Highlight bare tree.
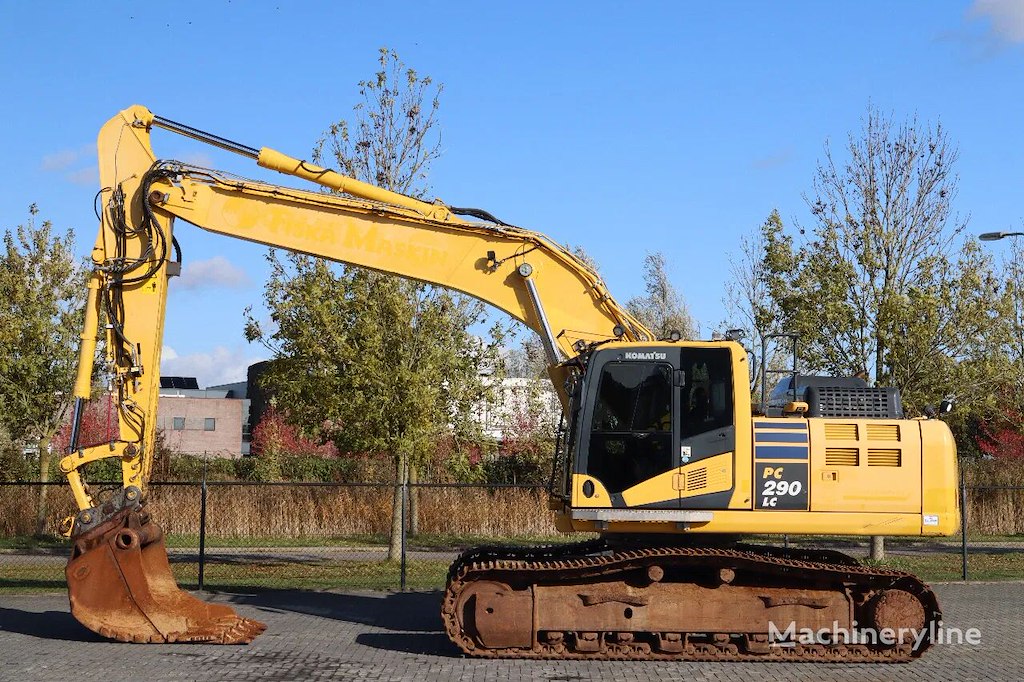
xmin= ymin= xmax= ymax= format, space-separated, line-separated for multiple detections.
xmin=724 ymin=210 xmax=792 ymax=400
xmin=313 ymin=47 xmax=442 ymax=197
xmin=765 ymin=107 xmax=969 ymax=383
xmin=627 ymin=252 xmax=697 ymax=339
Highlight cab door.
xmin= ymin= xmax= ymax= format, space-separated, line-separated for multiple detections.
xmin=575 ymin=351 xmax=680 ymax=509
xmin=676 ymin=347 xmax=736 ymax=509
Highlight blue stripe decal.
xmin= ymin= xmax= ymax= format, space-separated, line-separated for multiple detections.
xmin=755 ymin=445 xmax=809 ymax=460
xmin=755 ymin=431 xmax=809 ymax=443
xmin=753 ymin=421 xmax=807 ymax=430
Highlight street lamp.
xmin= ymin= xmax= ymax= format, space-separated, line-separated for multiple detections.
xmin=979 ymin=231 xmax=1024 ymax=242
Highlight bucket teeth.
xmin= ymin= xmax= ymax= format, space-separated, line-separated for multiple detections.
xmin=66 ymin=507 xmax=266 ymax=644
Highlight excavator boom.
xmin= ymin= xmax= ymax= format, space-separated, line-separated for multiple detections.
xmin=62 ymin=105 xmax=649 ymax=644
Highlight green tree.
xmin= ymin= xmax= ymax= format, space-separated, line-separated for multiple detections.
xmin=974 ymin=234 xmax=1024 ymax=459
xmin=0 ymin=423 xmax=31 ymax=482
xmin=245 ymin=49 xmax=488 ymax=558
xmin=1000 ymin=236 xmax=1024 ymax=398
xmin=0 ymin=205 xmax=83 ymax=532
xmin=760 ymin=110 xmax=1010 ymax=413
xmin=627 ymin=251 xmax=696 ymax=339
xmin=759 ymin=107 xmax=1010 ymax=558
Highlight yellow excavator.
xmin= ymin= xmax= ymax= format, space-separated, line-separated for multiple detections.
xmin=62 ymin=105 xmax=959 ymax=660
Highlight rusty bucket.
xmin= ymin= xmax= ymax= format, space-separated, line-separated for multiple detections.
xmin=66 ymin=506 xmax=265 ymax=643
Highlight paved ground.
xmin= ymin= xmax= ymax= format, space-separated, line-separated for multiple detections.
xmin=1 ymin=583 xmax=1022 ymax=681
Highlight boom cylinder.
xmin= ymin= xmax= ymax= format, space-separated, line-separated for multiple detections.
xmin=256 ymin=147 xmax=455 ymax=222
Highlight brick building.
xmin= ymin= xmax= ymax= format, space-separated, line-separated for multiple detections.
xmin=157 ymin=377 xmax=246 ymax=457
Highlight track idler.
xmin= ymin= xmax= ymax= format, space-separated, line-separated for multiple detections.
xmin=66 ymin=505 xmax=265 ymax=643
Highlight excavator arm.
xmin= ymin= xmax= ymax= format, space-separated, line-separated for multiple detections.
xmin=60 ymin=105 xmax=649 ymax=644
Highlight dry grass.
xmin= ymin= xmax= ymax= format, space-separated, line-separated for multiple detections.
xmin=0 ymin=484 xmax=558 ymax=540
xmin=158 ymin=485 xmax=558 ymax=539
xmin=962 ymin=461 xmax=1024 ymax=536
xmin=0 ymin=486 xmax=77 ymax=537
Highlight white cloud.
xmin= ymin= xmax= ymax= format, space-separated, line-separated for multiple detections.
xmin=41 ymin=148 xmax=83 ymax=172
xmin=968 ymin=0 xmax=1024 ymax=44
xmin=175 ymin=256 xmax=252 ymax=291
xmin=752 ymin=148 xmax=794 ymax=171
xmin=67 ymin=167 xmax=99 ymax=186
xmin=40 ymin=144 xmax=98 ymax=186
xmin=160 ymin=345 xmax=266 ymax=388
xmin=179 ymin=151 xmax=215 ymax=168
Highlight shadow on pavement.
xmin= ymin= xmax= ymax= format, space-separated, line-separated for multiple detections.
xmin=220 ymin=589 xmax=461 ymax=656
xmin=355 ymin=632 xmax=456 ymax=655
xmin=223 ymin=589 xmax=445 ymax=633
xmin=0 ymin=606 xmax=103 ymax=642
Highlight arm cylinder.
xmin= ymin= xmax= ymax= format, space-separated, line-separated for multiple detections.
xmin=69 ymin=275 xmax=102 ymax=453
xmin=73 ymin=275 xmax=102 ymax=400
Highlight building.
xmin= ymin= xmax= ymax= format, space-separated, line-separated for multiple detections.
xmin=157 ymin=377 xmax=248 ymax=457
xmin=474 ymin=377 xmax=561 ymax=441
xmin=156 ymin=367 xmax=562 ymax=458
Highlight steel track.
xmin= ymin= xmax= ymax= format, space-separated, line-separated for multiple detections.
xmin=441 ymin=540 xmax=940 ymax=662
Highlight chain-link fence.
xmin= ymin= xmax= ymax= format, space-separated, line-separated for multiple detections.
xmin=2 ymin=478 xmax=1023 ymax=593
xmin=0 ymin=480 xmax=559 ymax=593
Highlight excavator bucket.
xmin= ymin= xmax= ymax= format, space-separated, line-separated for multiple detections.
xmin=66 ymin=506 xmax=266 ymax=643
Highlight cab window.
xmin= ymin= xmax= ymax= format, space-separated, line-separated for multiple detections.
xmin=586 ymin=362 xmax=673 ymax=494
xmin=680 ymin=349 xmax=733 ymax=440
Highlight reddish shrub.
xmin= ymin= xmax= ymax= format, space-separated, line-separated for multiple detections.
xmin=251 ymin=407 xmax=338 ymax=458
xmin=977 ymin=395 xmax=1024 ymax=460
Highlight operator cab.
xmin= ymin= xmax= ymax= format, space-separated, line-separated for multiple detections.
xmin=567 ymin=344 xmax=739 ymax=509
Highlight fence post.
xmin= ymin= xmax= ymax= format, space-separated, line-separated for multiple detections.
xmin=399 ymin=475 xmax=408 ymax=592
xmin=960 ymin=465 xmax=968 ymax=582
xmin=198 ymin=457 xmax=208 ymax=591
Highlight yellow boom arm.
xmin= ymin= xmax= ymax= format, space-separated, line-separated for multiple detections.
xmin=61 ymin=105 xmax=651 ymax=518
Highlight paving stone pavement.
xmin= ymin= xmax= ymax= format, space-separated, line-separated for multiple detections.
xmin=1 ymin=582 xmax=1022 ymax=681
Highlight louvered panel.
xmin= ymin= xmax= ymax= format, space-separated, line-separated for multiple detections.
xmin=825 ymin=448 xmax=859 ymax=466
xmin=868 ymin=449 xmax=902 ymax=467
xmin=824 ymin=423 xmax=858 ymax=440
xmin=866 ymin=424 xmax=901 ymax=441
xmin=686 ymin=468 xmax=708 ymax=491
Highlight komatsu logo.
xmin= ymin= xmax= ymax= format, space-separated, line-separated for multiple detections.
xmin=623 ymin=351 xmax=667 ymax=360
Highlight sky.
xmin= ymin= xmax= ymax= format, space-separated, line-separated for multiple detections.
xmin=1 ymin=1 xmax=1023 ymax=387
